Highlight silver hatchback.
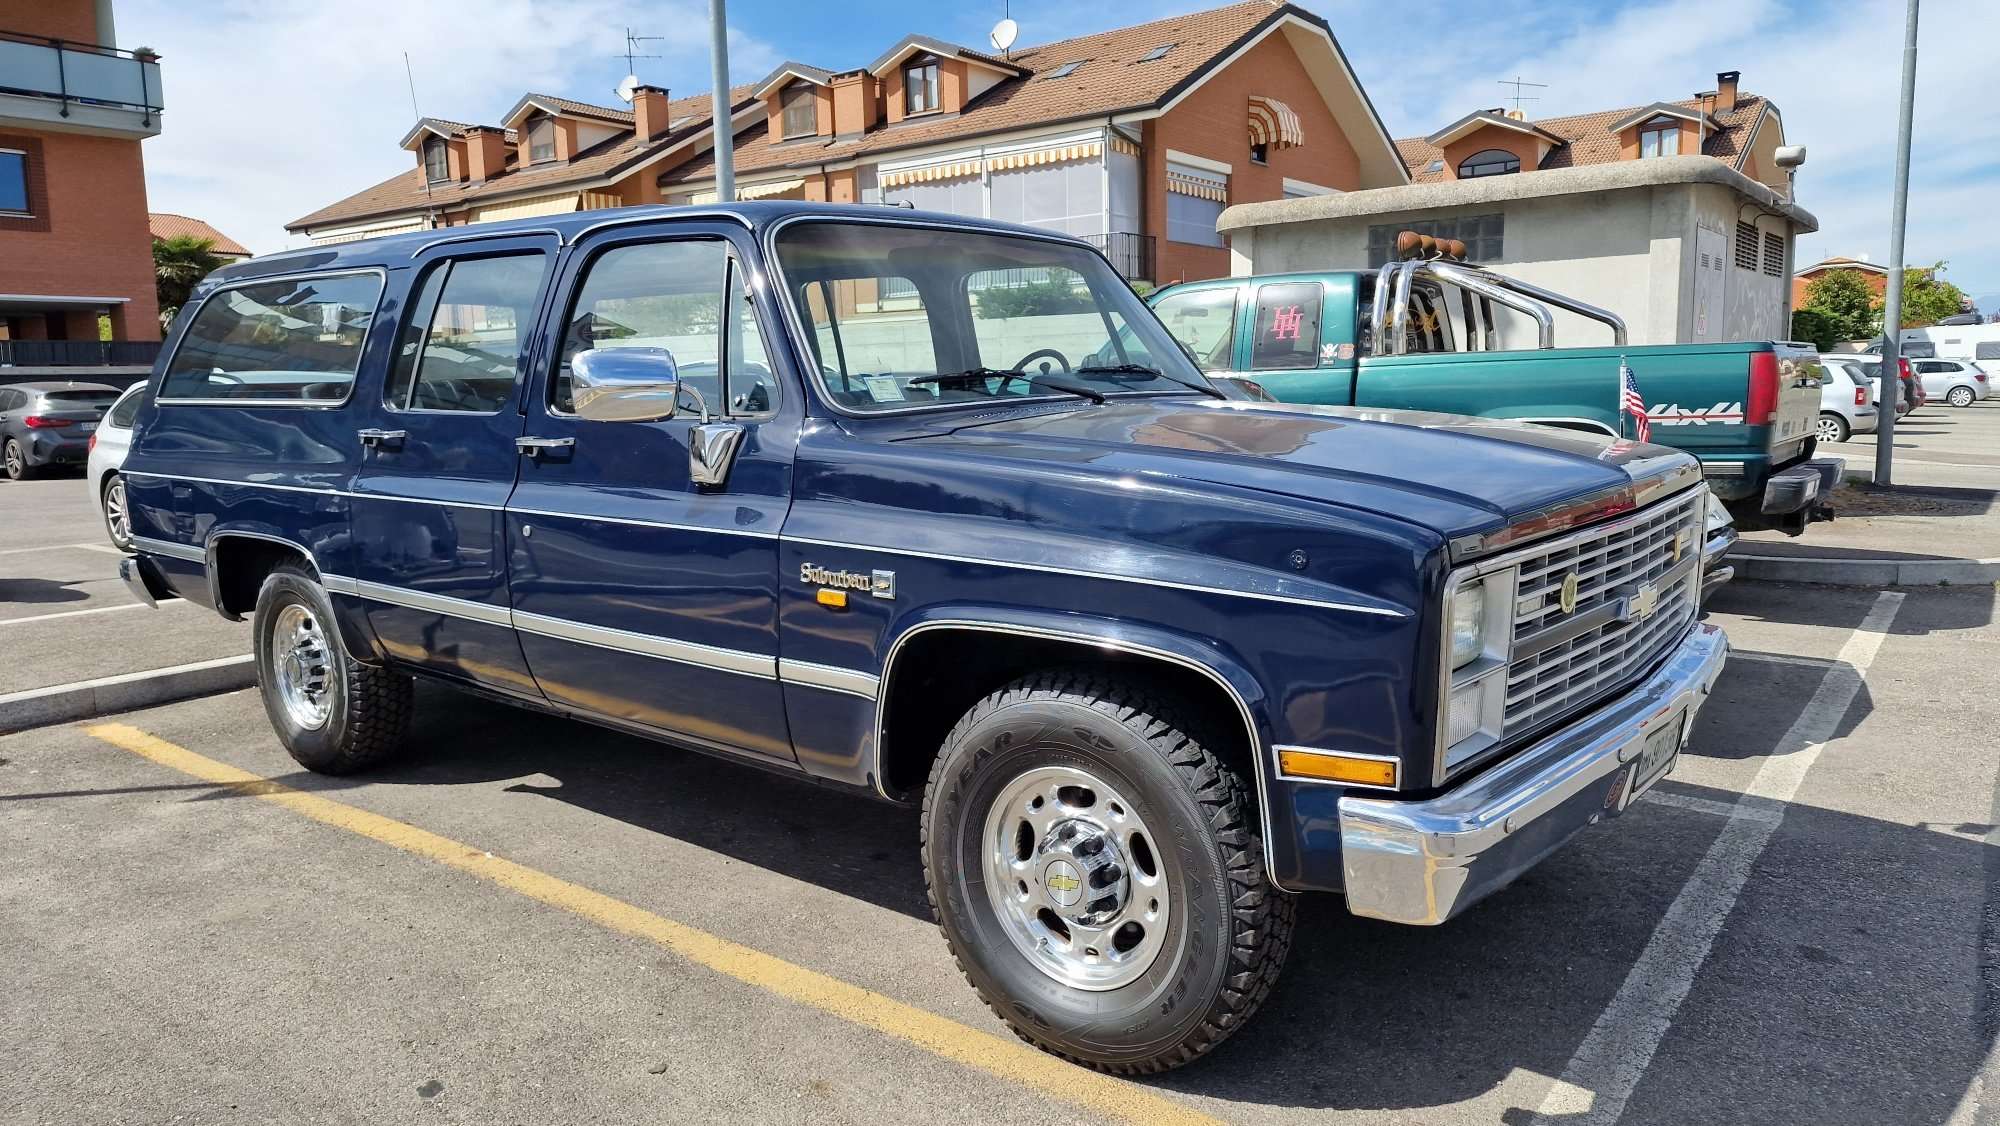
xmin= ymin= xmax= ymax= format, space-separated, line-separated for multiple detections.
xmin=0 ymin=380 xmax=123 ymax=480
xmin=85 ymin=383 xmax=146 ymax=550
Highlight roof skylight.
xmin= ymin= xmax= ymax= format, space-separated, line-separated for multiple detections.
xmin=1139 ymin=43 xmax=1176 ymax=62
xmin=1044 ymin=60 xmax=1085 ymax=79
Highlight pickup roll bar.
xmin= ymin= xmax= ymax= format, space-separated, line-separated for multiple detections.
xmin=1369 ymin=257 xmax=1628 ymax=356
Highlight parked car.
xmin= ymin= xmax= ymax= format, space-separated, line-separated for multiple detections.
xmin=1147 ymin=262 xmax=1835 ymax=535
xmin=1824 ymin=353 xmax=1918 ymax=416
xmin=1911 ymin=358 xmax=1990 ymax=407
xmin=0 ymin=380 xmax=122 ymax=480
xmin=1815 ymin=361 xmax=1880 ymax=442
xmin=86 ymin=383 xmax=145 ymax=549
xmin=119 ymin=202 xmax=1729 ymax=1073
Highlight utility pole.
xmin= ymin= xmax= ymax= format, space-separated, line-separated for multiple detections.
xmin=1875 ymin=0 xmax=1919 ymax=487
xmin=708 ymin=0 xmax=734 ymax=201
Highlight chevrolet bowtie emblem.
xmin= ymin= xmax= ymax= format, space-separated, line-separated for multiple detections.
xmin=1628 ymin=583 xmax=1659 ymax=621
xmin=1558 ymin=572 xmax=1580 ymax=616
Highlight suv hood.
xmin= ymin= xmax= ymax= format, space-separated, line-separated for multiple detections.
xmin=900 ymin=399 xmax=1700 ymax=540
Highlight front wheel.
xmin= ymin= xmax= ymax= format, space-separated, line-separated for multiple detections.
xmin=1816 ymin=412 xmax=1850 ymax=443
xmin=922 ymin=671 xmax=1294 ymax=1073
xmin=253 ymin=564 xmax=413 ymax=774
xmin=1948 ymin=386 xmax=1976 ymax=408
xmin=100 ymin=474 xmax=133 ymax=550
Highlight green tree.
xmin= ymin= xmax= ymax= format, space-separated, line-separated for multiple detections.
xmin=1897 ymin=262 xmax=1969 ymax=328
xmin=1789 ymin=308 xmax=1837 ymax=352
xmin=975 ymin=276 xmax=1094 ymax=320
xmin=154 ymin=234 xmax=226 ymax=327
xmin=1798 ymin=268 xmax=1880 ymax=343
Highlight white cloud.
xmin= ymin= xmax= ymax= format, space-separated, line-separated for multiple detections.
xmin=124 ymin=0 xmax=779 ymax=254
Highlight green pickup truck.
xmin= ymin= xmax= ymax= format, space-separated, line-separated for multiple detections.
xmin=1145 ymin=254 xmax=1837 ymax=537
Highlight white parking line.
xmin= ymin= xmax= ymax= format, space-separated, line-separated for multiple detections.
xmin=1531 ymin=590 xmax=1906 ymax=1126
xmin=0 ymin=599 xmax=193 ymax=627
xmin=0 ymin=542 xmax=110 ymax=557
xmin=69 ymin=543 xmax=127 ymax=556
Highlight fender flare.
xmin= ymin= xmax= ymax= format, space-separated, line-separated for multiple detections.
xmin=204 ymin=528 xmax=383 ymax=662
xmin=869 ymin=603 xmax=1286 ymax=888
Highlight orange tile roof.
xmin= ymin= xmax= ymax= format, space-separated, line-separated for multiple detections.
xmin=149 ymin=212 xmax=252 ymax=256
xmin=1396 ymin=94 xmax=1769 ymax=183
xmin=293 ymin=1 xmax=1329 ymax=231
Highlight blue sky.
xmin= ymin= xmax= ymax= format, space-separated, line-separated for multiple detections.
xmin=126 ymin=0 xmax=1997 ymax=305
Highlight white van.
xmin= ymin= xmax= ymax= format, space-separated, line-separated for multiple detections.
xmin=1874 ymin=324 xmax=2000 ymax=364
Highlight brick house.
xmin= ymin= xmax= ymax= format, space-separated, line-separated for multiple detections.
xmin=287 ymin=1 xmax=1409 ymax=284
xmin=0 ymin=0 xmax=164 ymax=346
xmin=1791 ymin=255 xmax=1888 ymax=308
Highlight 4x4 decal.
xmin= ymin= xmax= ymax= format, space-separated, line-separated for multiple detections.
xmin=1648 ymin=401 xmax=1746 ymax=426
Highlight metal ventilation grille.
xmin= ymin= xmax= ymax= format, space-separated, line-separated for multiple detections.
xmin=1503 ymin=489 xmax=1705 ymax=735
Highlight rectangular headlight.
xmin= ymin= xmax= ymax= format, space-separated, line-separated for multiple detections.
xmin=1450 ymin=579 xmax=1486 ymax=670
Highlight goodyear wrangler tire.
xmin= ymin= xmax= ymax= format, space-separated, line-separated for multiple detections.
xmin=922 ymin=670 xmax=1294 ymax=1073
xmin=253 ymin=564 xmax=413 ymax=774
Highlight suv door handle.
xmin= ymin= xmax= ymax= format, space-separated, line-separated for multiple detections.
xmin=515 ymin=435 xmax=576 ymax=458
xmin=357 ymin=428 xmax=406 ymax=450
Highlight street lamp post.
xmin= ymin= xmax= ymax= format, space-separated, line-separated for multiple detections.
xmin=1875 ymin=0 xmax=1920 ymax=487
xmin=708 ymin=0 xmax=734 ymax=201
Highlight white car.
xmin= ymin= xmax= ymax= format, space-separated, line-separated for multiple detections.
xmin=1911 ymin=359 xmax=1990 ymax=407
xmin=1816 ymin=360 xmax=1880 ymax=443
xmin=86 ymin=383 xmax=144 ymax=551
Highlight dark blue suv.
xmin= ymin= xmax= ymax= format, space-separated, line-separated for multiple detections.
xmin=119 ymin=202 xmax=1728 ymax=1072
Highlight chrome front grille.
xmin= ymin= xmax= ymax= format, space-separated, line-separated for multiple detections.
xmin=1501 ymin=488 xmax=1705 ymax=735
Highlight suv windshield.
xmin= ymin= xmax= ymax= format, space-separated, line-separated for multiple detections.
xmin=774 ymin=220 xmax=1217 ymax=412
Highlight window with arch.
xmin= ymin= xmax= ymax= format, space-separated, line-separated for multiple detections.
xmin=526 ymin=116 xmax=556 ymax=163
xmin=1456 ymin=149 xmax=1520 ymax=178
xmin=422 ymin=136 xmax=450 ymax=182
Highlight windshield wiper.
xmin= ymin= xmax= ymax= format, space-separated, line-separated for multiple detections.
xmin=908 ymin=368 xmax=1107 ymax=404
xmin=1074 ymin=362 xmax=1226 ymax=400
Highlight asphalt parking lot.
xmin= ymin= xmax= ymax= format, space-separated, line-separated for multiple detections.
xmin=5 ymin=474 xmax=2000 ymax=1124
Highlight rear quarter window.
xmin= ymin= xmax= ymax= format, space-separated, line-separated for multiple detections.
xmin=158 ymin=271 xmax=383 ymax=403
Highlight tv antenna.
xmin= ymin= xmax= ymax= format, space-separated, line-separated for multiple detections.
xmin=1498 ymin=75 xmax=1546 ymax=114
xmin=989 ymin=0 xmax=1017 ymax=57
xmin=618 ymin=27 xmax=665 ymax=102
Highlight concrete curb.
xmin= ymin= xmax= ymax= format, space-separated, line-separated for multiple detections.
xmin=0 ymin=655 xmax=255 ymax=735
xmin=1730 ymin=552 xmax=2000 ymax=587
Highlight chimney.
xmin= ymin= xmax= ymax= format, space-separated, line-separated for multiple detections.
xmin=465 ymin=127 xmax=508 ymax=182
xmin=1715 ymin=70 xmax=1740 ymax=112
xmin=829 ymin=70 xmax=880 ymax=136
xmin=632 ymin=85 xmax=672 ymax=143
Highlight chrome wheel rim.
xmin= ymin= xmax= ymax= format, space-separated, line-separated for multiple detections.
xmin=1816 ymin=417 xmax=1842 ymax=442
xmin=270 ymin=602 xmax=334 ymax=730
xmin=1951 ymin=388 xmax=1973 ymax=407
xmin=103 ymin=479 xmax=129 ymax=545
xmin=982 ymin=765 xmax=1170 ymax=991
xmin=4 ymin=442 xmax=19 ymax=476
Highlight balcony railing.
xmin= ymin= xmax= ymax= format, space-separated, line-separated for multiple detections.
xmin=0 ymin=31 xmax=163 ymax=133
xmin=0 ymin=339 xmax=162 ymax=368
xmin=1081 ymin=232 xmax=1156 ymax=283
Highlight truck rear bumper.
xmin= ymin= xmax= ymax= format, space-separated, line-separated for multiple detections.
xmin=1336 ymin=622 xmax=1729 ymax=926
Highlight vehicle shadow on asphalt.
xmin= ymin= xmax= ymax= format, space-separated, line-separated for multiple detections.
xmin=0 ymin=576 xmax=91 ymax=605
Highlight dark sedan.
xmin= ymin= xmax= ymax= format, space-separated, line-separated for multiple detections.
xmin=0 ymin=380 xmax=124 ymax=479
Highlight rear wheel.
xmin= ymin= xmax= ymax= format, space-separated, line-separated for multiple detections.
xmin=1816 ymin=412 xmax=1849 ymax=443
xmin=3 ymin=438 xmax=33 ymax=480
xmin=253 ymin=564 xmax=412 ymax=774
xmin=1948 ymin=386 xmax=1976 ymax=408
xmin=922 ymin=670 xmax=1293 ymax=1073
xmin=100 ymin=474 xmax=133 ymax=550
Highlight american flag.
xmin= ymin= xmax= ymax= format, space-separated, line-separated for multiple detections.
xmin=1619 ymin=359 xmax=1650 ymax=442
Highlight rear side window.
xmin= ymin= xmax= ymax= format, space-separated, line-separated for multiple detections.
xmin=108 ymin=386 xmax=143 ymax=426
xmin=158 ymin=272 xmax=382 ymax=402
xmin=385 ymin=253 xmax=547 ymax=413
xmin=1978 ymin=343 xmax=2000 ymax=361
xmin=1250 ymin=282 xmax=1323 ymax=370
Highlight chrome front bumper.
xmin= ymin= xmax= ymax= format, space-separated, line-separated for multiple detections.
xmin=1337 ymin=621 xmax=1729 ymax=926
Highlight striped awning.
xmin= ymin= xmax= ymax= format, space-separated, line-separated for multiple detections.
xmin=985 ymin=140 xmax=1101 ymax=174
xmin=310 ymin=219 xmax=428 ymax=245
xmin=878 ymin=159 xmax=983 ymax=188
xmin=1248 ymin=96 xmax=1304 ymax=149
xmin=1166 ymin=163 xmax=1228 ymax=202
xmin=471 ymin=191 xmax=581 ymax=223
xmin=688 ymin=177 xmax=809 ymax=205
xmin=578 ymin=190 xmax=624 ymax=211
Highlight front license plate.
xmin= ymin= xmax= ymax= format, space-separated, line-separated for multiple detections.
xmin=1622 ymin=707 xmax=1686 ymax=807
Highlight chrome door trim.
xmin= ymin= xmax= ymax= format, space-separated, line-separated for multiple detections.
xmin=350 ymin=577 xmax=515 ymax=628
xmin=123 ymin=470 xmax=341 ymax=497
xmin=780 ymin=534 xmax=1405 ymax=617
xmin=507 ymin=506 xmax=781 ymax=539
xmin=777 ymin=658 xmax=880 ymax=700
xmin=511 ymin=609 xmax=779 ymax=679
xmin=130 ymin=534 xmax=207 ymax=563
xmin=870 ymin=618 xmax=1289 ymax=891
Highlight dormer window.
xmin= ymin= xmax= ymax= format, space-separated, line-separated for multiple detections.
xmin=1639 ymin=117 xmax=1681 ymax=158
xmin=422 ymin=136 xmax=449 ymax=183
xmin=1457 ymin=148 xmax=1520 ymax=178
xmin=527 ymin=116 xmax=556 ymax=163
xmin=780 ymin=80 xmax=818 ymax=138
xmin=904 ymin=55 xmax=940 ymax=115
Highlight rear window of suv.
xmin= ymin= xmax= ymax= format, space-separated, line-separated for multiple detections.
xmin=158 ymin=271 xmax=383 ymax=403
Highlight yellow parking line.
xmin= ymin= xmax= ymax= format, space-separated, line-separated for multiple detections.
xmin=83 ymin=723 xmax=1221 ymax=1126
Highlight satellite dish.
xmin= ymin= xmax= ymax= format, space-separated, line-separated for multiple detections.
xmin=615 ymin=74 xmax=640 ymax=104
xmin=989 ymin=18 xmax=1018 ymax=53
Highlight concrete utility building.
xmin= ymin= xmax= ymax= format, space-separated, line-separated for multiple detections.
xmin=288 ymin=1 xmax=1411 ymax=285
xmin=1219 ymin=72 xmax=1816 ymax=346
xmin=0 ymin=0 xmax=164 ymax=356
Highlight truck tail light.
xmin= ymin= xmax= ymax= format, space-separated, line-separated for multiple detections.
xmin=1747 ymin=352 xmax=1780 ymax=425
xmin=1855 ymin=386 xmax=1868 ymax=406
xmin=22 ymin=415 xmax=73 ymax=429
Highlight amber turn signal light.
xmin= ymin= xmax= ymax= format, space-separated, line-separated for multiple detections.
xmin=1277 ymin=748 xmax=1397 ymax=787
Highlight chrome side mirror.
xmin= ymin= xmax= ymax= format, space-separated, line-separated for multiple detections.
xmin=571 ymin=347 xmax=682 ymax=423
